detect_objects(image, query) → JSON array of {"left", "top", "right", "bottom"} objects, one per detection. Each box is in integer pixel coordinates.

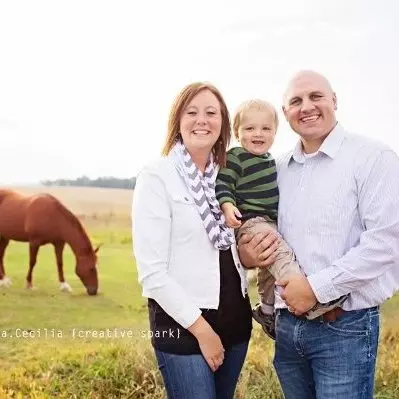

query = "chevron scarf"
[{"left": 170, "top": 141, "right": 235, "bottom": 250}]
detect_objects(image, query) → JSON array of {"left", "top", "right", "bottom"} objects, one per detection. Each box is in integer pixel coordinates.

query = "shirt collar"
[{"left": 289, "top": 123, "right": 347, "bottom": 165}]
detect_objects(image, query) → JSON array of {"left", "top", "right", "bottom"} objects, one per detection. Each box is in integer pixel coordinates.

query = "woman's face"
[{"left": 179, "top": 89, "right": 222, "bottom": 156}]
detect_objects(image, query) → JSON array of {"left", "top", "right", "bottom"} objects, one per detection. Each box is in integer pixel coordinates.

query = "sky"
[{"left": 1, "top": 0, "right": 398, "bottom": 184}]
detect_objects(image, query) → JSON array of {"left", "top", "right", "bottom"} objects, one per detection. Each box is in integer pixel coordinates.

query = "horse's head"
[{"left": 75, "top": 244, "right": 102, "bottom": 295}]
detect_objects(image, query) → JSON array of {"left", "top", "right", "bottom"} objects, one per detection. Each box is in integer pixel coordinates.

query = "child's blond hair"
[{"left": 233, "top": 99, "right": 279, "bottom": 139}]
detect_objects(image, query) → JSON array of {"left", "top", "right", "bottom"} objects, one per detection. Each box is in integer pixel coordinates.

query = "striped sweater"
[{"left": 216, "top": 147, "right": 279, "bottom": 221}]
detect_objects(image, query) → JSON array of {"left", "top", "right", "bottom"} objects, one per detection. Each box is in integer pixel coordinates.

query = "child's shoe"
[{"left": 252, "top": 303, "right": 276, "bottom": 340}]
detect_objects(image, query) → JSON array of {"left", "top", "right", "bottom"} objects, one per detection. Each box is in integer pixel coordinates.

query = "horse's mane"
[{"left": 47, "top": 194, "right": 94, "bottom": 254}]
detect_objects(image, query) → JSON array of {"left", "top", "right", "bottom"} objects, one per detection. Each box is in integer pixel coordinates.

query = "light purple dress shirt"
[{"left": 275, "top": 123, "right": 399, "bottom": 311}]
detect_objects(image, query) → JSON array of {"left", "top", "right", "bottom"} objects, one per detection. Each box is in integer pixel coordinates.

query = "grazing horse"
[{"left": 0, "top": 189, "right": 100, "bottom": 295}]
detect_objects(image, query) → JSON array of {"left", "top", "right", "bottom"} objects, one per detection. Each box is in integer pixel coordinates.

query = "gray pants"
[{"left": 236, "top": 216, "right": 301, "bottom": 309}]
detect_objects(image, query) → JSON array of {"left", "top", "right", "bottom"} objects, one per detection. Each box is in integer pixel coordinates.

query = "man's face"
[{"left": 283, "top": 72, "right": 337, "bottom": 144}]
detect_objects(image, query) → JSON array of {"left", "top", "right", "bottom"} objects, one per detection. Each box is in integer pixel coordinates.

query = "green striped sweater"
[{"left": 216, "top": 147, "right": 279, "bottom": 221}]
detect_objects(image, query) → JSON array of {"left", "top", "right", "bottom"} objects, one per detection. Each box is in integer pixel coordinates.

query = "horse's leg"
[
  {"left": 54, "top": 242, "right": 71, "bottom": 292},
  {"left": 0, "top": 236, "right": 12, "bottom": 287},
  {"left": 26, "top": 242, "right": 40, "bottom": 289}
]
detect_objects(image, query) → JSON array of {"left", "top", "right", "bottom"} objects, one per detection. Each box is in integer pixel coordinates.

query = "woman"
[{"left": 132, "top": 82, "right": 253, "bottom": 398}]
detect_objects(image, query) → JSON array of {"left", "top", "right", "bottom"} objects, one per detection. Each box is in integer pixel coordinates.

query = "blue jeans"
[
  {"left": 155, "top": 341, "right": 249, "bottom": 399},
  {"left": 273, "top": 307, "right": 380, "bottom": 399}
]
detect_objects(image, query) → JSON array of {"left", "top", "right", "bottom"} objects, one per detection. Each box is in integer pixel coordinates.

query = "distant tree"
[{"left": 41, "top": 176, "right": 136, "bottom": 190}]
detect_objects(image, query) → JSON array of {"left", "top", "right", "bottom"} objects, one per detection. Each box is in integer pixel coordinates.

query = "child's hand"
[{"left": 221, "top": 203, "right": 242, "bottom": 228}]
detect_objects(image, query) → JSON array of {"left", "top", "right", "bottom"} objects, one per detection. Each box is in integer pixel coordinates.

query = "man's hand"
[
  {"left": 237, "top": 231, "right": 279, "bottom": 269},
  {"left": 221, "top": 203, "right": 242, "bottom": 228},
  {"left": 276, "top": 274, "right": 317, "bottom": 315}
]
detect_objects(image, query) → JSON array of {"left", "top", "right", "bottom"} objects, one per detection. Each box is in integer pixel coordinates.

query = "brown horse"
[{"left": 0, "top": 189, "right": 100, "bottom": 295}]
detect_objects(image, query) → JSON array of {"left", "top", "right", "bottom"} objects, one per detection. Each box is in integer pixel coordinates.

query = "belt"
[{"left": 281, "top": 307, "right": 345, "bottom": 323}]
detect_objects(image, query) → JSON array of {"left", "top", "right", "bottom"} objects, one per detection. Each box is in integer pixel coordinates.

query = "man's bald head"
[{"left": 283, "top": 70, "right": 335, "bottom": 106}]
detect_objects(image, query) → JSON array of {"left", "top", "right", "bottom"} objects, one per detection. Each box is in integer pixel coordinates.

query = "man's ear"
[
  {"left": 332, "top": 92, "right": 337, "bottom": 110},
  {"left": 282, "top": 105, "right": 288, "bottom": 120}
]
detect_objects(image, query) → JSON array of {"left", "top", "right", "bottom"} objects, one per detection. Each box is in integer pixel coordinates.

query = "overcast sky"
[{"left": 1, "top": 0, "right": 398, "bottom": 184}]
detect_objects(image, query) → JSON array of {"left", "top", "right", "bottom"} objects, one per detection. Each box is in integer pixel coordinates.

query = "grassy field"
[{"left": 0, "top": 186, "right": 399, "bottom": 398}]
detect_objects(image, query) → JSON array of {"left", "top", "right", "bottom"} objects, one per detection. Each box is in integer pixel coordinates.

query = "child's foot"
[
  {"left": 252, "top": 303, "right": 276, "bottom": 340},
  {"left": 306, "top": 295, "right": 349, "bottom": 320}
]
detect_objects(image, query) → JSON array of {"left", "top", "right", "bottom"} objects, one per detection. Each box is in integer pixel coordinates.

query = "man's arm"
[{"left": 307, "top": 149, "right": 399, "bottom": 304}]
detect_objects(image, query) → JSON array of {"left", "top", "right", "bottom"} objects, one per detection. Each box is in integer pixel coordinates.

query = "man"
[{"left": 238, "top": 70, "right": 399, "bottom": 398}]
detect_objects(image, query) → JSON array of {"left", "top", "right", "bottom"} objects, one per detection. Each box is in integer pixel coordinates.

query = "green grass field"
[{"left": 1, "top": 226, "right": 399, "bottom": 398}]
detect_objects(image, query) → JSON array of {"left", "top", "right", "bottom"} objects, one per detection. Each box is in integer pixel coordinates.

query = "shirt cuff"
[
  {"left": 307, "top": 267, "right": 342, "bottom": 304},
  {"left": 177, "top": 307, "right": 202, "bottom": 329},
  {"left": 219, "top": 198, "right": 236, "bottom": 206}
]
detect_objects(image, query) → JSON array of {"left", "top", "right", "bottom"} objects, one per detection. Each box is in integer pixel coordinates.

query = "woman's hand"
[
  {"left": 188, "top": 316, "right": 225, "bottom": 372},
  {"left": 237, "top": 231, "right": 279, "bottom": 269}
]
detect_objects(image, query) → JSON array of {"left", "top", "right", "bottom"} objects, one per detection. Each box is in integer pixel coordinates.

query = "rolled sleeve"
[
  {"left": 308, "top": 268, "right": 342, "bottom": 304},
  {"left": 308, "top": 149, "right": 399, "bottom": 303}
]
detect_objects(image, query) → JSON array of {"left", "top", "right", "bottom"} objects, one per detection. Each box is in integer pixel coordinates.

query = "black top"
[{"left": 147, "top": 248, "right": 253, "bottom": 355}]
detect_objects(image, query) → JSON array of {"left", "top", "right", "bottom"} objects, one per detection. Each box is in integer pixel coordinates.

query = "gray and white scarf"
[{"left": 170, "top": 141, "right": 234, "bottom": 250}]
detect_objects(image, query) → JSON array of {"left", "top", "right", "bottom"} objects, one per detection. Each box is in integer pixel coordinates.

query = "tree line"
[{"left": 41, "top": 176, "right": 136, "bottom": 190}]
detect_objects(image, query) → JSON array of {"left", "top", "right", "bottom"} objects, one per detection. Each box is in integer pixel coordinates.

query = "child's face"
[{"left": 237, "top": 109, "right": 276, "bottom": 155}]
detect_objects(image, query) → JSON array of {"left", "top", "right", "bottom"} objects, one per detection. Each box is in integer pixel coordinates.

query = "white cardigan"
[{"left": 132, "top": 157, "right": 248, "bottom": 329}]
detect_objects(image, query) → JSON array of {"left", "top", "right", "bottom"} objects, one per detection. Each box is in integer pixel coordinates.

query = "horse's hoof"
[
  {"left": 60, "top": 282, "right": 72, "bottom": 292},
  {"left": 26, "top": 283, "right": 35, "bottom": 290},
  {"left": 0, "top": 277, "right": 12, "bottom": 287}
]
